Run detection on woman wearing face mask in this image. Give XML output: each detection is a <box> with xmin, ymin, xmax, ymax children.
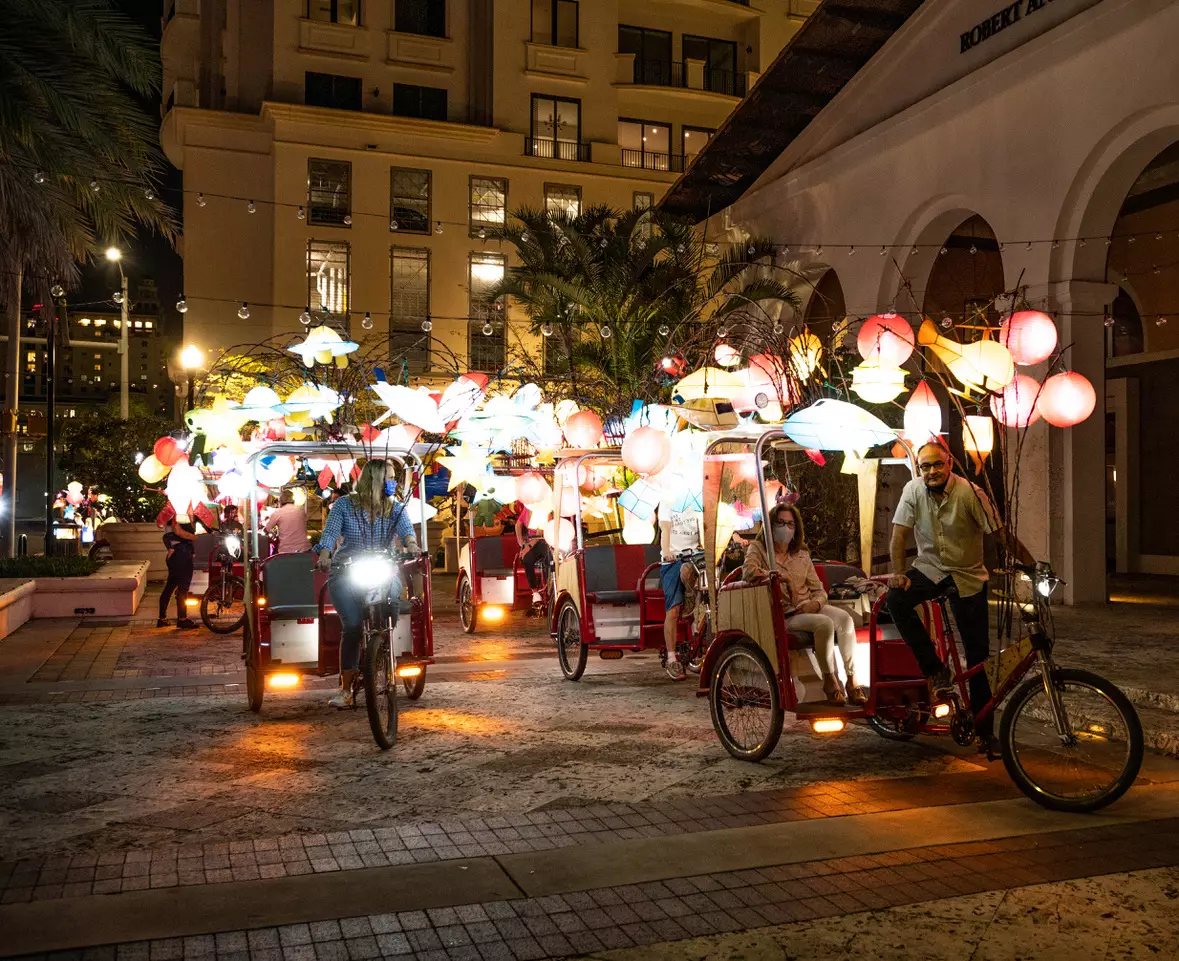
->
<box><xmin>743</xmin><ymin>503</ymin><xmax>867</xmax><ymax>707</ymax></box>
<box><xmin>314</xmin><ymin>459</ymin><xmax>419</xmax><ymax>709</ymax></box>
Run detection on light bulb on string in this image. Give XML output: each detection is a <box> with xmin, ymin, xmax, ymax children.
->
<box><xmin>939</xmin><ymin>246</ymin><xmax>948</xmax><ymax>256</ymax></box>
<box><xmin>911</xmin><ymin>246</ymin><xmax>919</xmax><ymax>255</ymax></box>
<box><xmin>390</xmin><ymin>219</ymin><xmax>399</xmax><ymax>230</ymax></box>
<box><xmin>482</xmin><ymin>322</ymin><xmax>493</xmax><ymax>336</ymax></box>
<box><xmin>297</xmin><ymin>206</ymin><xmax>305</xmax><ymax>220</ymax></box>
<box><xmin>90</xmin><ymin>180</ymin><xmax>100</xmax><ymax>192</ymax></box>
<box><xmin>746</xmin><ymin>243</ymin><xmax>755</xmax><ymax>255</ymax></box>
<box><xmin>1025</xmin><ymin>241</ymin><xmax>1032</xmax><ymax>250</ymax></box>
<box><xmin>782</xmin><ymin>245</ymin><xmax>790</xmax><ymax>255</ymax></box>
<box><xmin>421</xmin><ymin>318</ymin><xmax>433</xmax><ymax>332</ymax></box>
<box><xmin>1051</xmin><ymin>240</ymin><xmax>1060</xmax><ymax>249</ymax></box>
<box><xmin>969</xmin><ymin>244</ymin><xmax>978</xmax><ymax>255</ymax></box>
<box><xmin>773</xmin><ymin>322</ymin><xmax>783</xmax><ymax>335</ymax></box>
<box><xmin>521</xmin><ymin>231</ymin><xmax>530</xmax><ymax>242</ymax></box>
<box><xmin>33</xmin><ymin>171</ymin><xmax>45</xmax><ymax>185</ymax></box>
<box><xmin>1103</xmin><ymin>309</ymin><xmax>1114</xmax><ymax>328</ymax></box>
<box><xmin>145</xmin><ymin>188</ymin><xmax>154</xmax><ymax>201</ymax></box>
<box><xmin>1158</xmin><ymin>317</ymin><xmax>1169</xmax><ymax>327</ymax></box>
<box><xmin>197</xmin><ymin>193</ymin><xmax>206</xmax><ymax>207</ymax></box>
<box><xmin>848</xmin><ymin>245</ymin><xmax>856</xmax><ymax>256</ymax></box>
<box><xmin>176</xmin><ymin>296</ymin><xmax>188</xmax><ymax>314</ymax></box>
<box><xmin>247</xmin><ymin>200</ymin><xmax>256</xmax><ymax>214</ymax></box>
<box><xmin>600</xmin><ymin>237</ymin><xmax>608</xmax><ymax>249</ymax></box>
<box><xmin>541</xmin><ymin>323</ymin><xmax>554</xmax><ymax>337</ymax></box>
<box><xmin>50</xmin><ymin>284</ymin><xmax>64</xmax><ymax>299</ymax></box>
<box><xmin>238</xmin><ymin>302</ymin><xmax>250</xmax><ymax>320</ymax></box>
<box><xmin>1156</xmin><ymin>232</ymin><xmax>1163</xmax><ymax>241</ymax></box>
<box><xmin>1128</xmin><ymin>235</ymin><xmax>1136</xmax><ymax>244</ymax></box>
<box><xmin>1079</xmin><ymin>238</ymin><xmax>1086</xmax><ymax>247</ymax></box>
<box><xmin>1105</xmin><ymin>237</ymin><xmax>1112</xmax><ymax>246</ymax></box>
<box><xmin>343</xmin><ymin>215</ymin><xmax>352</xmax><ymax>226</ymax></box>
<box><xmin>940</xmin><ymin>316</ymin><xmax>953</xmax><ymax>330</ymax></box>
<box><xmin>113</xmin><ymin>291</ymin><xmax>124</xmax><ymax>305</ymax></box>
<box><xmin>362</xmin><ymin>311</ymin><xmax>373</xmax><ymax>330</ymax></box>
<box><xmin>434</xmin><ymin>222</ymin><xmax>443</xmax><ymax>235</ymax></box>
<box><xmin>879</xmin><ymin>246</ymin><xmax>887</xmax><ymax>256</ymax></box>
<box><xmin>299</xmin><ymin>306</ymin><xmax>311</xmax><ymax>326</ymax></box>
<box><xmin>600</xmin><ymin>325</ymin><xmax>612</xmax><ymax>339</ymax></box>
<box><xmin>816</xmin><ymin>246</ymin><xmax>824</xmax><ymax>257</ymax></box>
<box><xmin>716</xmin><ymin>326</ymin><xmax>728</xmax><ymax>339</ymax></box>
<box><xmin>658</xmin><ymin>324</ymin><xmax>670</xmax><ymax>337</ymax></box>
<box><xmin>478</xmin><ymin>227</ymin><xmax>486</xmax><ymax>240</ymax></box>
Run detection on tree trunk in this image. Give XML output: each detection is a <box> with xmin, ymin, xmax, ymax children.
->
<box><xmin>1</xmin><ymin>266</ymin><xmax>20</xmax><ymax>558</ymax></box>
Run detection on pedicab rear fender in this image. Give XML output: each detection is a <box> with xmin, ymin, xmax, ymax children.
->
<box><xmin>695</xmin><ymin>629</ymin><xmax>754</xmax><ymax>696</ymax></box>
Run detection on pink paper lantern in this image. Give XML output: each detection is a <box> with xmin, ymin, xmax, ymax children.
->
<box><xmin>517</xmin><ymin>471</ymin><xmax>548</xmax><ymax>505</ymax></box>
<box><xmin>622</xmin><ymin>427</ymin><xmax>671</xmax><ymax>476</ymax></box>
<box><xmin>564</xmin><ymin>410</ymin><xmax>603</xmax><ymax>449</ymax></box>
<box><xmin>857</xmin><ymin>313</ymin><xmax>915</xmax><ymax>366</ymax></box>
<box><xmin>989</xmin><ymin>374</ymin><xmax>1042</xmax><ymax>428</ymax></box>
<box><xmin>1000</xmin><ymin>311</ymin><xmax>1058</xmax><ymax>366</ymax></box>
<box><xmin>1037</xmin><ymin>371</ymin><xmax>1096</xmax><ymax>427</ymax></box>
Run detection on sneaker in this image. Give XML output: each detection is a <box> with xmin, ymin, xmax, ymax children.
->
<box><xmin>328</xmin><ymin>688</ymin><xmax>354</xmax><ymax>709</ymax></box>
<box><xmin>927</xmin><ymin>666</ymin><xmax>954</xmax><ymax>699</ymax></box>
<box><xmin>176</xmin><ymin>618</ymin><xmax>199</xmax><ymax>630</ymax></box>
<box><xmin>977</xmin><ymin>735</ymin><xmax>1001</xmax><ymax>761</ymax></box>
<box><xmin>156</xmin><ymin>618</ymin><xmax>168</xmax><ymax>628</ymax></box>
<box><xmin>665</xmin><ymin>658</ymin><xmax>687</xmax><ymax>682</ymax></box>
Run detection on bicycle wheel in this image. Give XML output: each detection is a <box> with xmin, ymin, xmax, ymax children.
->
<box><xmin>363</xmin><ymin>624</ymin><xmax>398</xmax><ymax>750</ymax></box>
<box><xmin>402</xmin><ymin>666</ymin><xmax>426</xmax><ymax>700</ymax></box>
<box><xmin>999</xmin><ymin>668</ymin><xmax>1143</xmax><ymax>812</ymax></box>
<box><xmin>709</xmin><ymin>641</ymin><xmax>783</xmax><ymax>762</ymax></box>
<box><xmin>201</xmin><ymin>576</ymin><xmax>246</xmax><ymax>634</ymax></box>
<box><xmin>556</xmin><ymin>601</ymin><xmax>588</xmax><ymax>681</ymax></box>
<box><xmin>244</xmin><ymin>621</ymin><xmax>263</xmax><ymax>713</ymax></box>
<box><xmin>868</xmin><ymin>713</ymin><xmax>920</xmax><ymax>742</ymax></box>
<box><xmin>458</xmin><ymin>577</ymin><xmax>477</xmax><ymax>634</ymax></box>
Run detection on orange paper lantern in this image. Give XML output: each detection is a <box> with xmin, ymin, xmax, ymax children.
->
<box><xmin>621</xmin><ymin>427</ymin><xmax>671</xmax><ymax>476</ymax></box>
<box><xmin>153</xmin><ymin>436</ymin><xmax>186</xmax><ymax>467</ymax></box>
<box><xmin>1000</xmin><ymin>310</ymin><xmax>1058</xmax><ymax>366</ymax></box>
<box><xmin>1037</xmin><ymin>371</ymin><xmax>1096</xmax><ymax>427</ymax></box>
<box><xmin>564</xmin><ymin>410</ymin><xmax>603</xmax><ymax>449</ymax></box>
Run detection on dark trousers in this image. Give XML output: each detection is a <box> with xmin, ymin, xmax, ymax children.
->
<box><xmin>886</xmin><ymin>570</ymin><xmax>994</xmax><ymax>737</ymax></box>
<box><xmin>159</xmin><ymin>551</ymin><xmax>194</xmax><ymax>620</ymax></box>
<box><xmin>521</xmin><ymin>540</ymin><xmax>552</xmax><ymax>591</ymax></box>
<box><xmin>329</xmin><ymin>576</ymin><xmax>398</xmax><ymax>673</ymax></box>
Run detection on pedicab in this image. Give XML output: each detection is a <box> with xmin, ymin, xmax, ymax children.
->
<box><xmin>241</xmin><ymin>441</ymin><xmax>434</xmax><ymax>750</ymax></box>
<box><xmin>455</xmin><ymin>468</ymin><xmax>554</xmax><ymax>633</ymax></box>
<box><xmin>697</xmin><ymin>428</ymin><xmax>1144</xmax><ymax>812</ymax></box>
<box><xmin>549</xmin><ymin>449</ymin><xmax>712</xmax><ymax>680</ymax></box>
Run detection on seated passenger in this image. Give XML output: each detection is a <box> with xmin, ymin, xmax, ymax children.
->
<box><xmin>743</xmin><ymin>503</ymin><xmax>867</xmax><ymax>707</ymax></box>
<box><xmin>514</xmin><ymin>501</ymin><xmax>551</xmax><ymax>611</ymax></box>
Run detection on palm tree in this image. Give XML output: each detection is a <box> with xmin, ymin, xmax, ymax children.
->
<box><xmin>489</xmin><ymin>204</ymin><xmax>799</xmax><ymax>417</ymax></box>
<box><xmin>0</xmin><ymin>0</ymin><xmax>177</xmax><ymax>552</ymax></box>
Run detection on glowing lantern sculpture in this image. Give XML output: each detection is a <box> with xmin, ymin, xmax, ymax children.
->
<box><xmin>918</xmin><ymin>319</ymin><xmax>1016</xmax><ymax>392</ymax></box>
<box><xmin>288</xmin><ymin>325</ymin><xmax>359</xmax><ymax>369</ymax></box>
<box><xmin>542</xmin><ymin>516</ymin><xmax>575</xmax><ymax>553</ymax></box>
<box><xmin>165</xmin><ymin>461</ymin><xmax>206</xmax><ymax>516</ymax></box>
<box><xmin>622</xmin><ymin>426</ymin><xmax>671</xmax><ymax>476</ymax></box>
<box><xmin>1000</xmin><ymin>310</ymin><xmax>1058</xmax><ymax>366</ymax></box>
<box><xmin>989</xmin><ymin>374</ymin><xmax>1042</xmax><ymax>428</ymax></box>
<box><xmin>673</xmin><ymin>367</ymin><xmax>744</xmax><ymax>401</ymax></box>
<box><xmin>850</xmin><ymin>358</ymin><xmax>907</xmax><ymax>403</ymax></box>
<box><xmin>962</xmin><ymin>415</ymin><xmax>995</xmax><ymax>472</ymax></box>
<box><xmin>783</xmin><ymin>399</ymin><xmax>896</xmax><ymax>452</ymax></box>
<box><xmin>714</xmin><ymin>343</ymin><xmax>741</xmax><ymax>368</ymax></box>
<box><xmin>857</xmin><ymin>313</ymin><xmax>915</xmax><ymax>366</ymax></box>
<box><xmin>788</xmin><ymin>331</ymin><xmax>823</xmax><ymax>380</ymax></box>
<box><xmin>138</xmin><ymin>454</ymin><xmax>169</xmax><ymax>485</ymax></box>
<box><xmin>1037</xmin><ymin>371</ymin><xmax>1096</xmax><ymax>427</ymax></box>
<box><xmin>622</xmin><ymin>512</ymin><xmax>656</xmax><ymax>545</ymax></box>
<box><xmin>564</xmin><ymin>410</ymin><xmax>603</xmax><ymax>448</ymax></box>
<box><xmin>153</xmin><ymin>436</ymin><xmax>186</xmax><ymax>467</ymax></box>
<box><xmin>516</xmin><ymin>471</ymin><xmax>549</xmax><ymax>506</ymax></box>
<box><xmin>903</xmin><ymin>381</ymin><xmax>942</xmax><ymax>443</ymax></box>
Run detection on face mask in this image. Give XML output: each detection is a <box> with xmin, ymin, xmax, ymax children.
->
<box><xmin>772</xmin><ymin>524</ymin><xmax>793</xmax><ymax>545</ymax></box>
<box><xmin>383</xmin><ymin>479</ymin><xmax>396</xmax><ymax>498</ymax></box>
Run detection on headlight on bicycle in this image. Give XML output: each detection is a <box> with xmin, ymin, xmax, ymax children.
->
<box><xmin>349</xmin><ymin>554</ymin><xmax>396</xmax><ymax>590</ymax></box>
<box><xmin>224</xmin><ymin>535</ymin><xmax>241</xmax><ymax>558</ymax></box>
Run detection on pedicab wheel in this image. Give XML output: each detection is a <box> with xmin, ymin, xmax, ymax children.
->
<box><xmin>867</xmin><ymin>709</ymin><xmax>925</xmax><ymax>742</ymax></box>
<box><xmin>458</xmin><ymin>577</ymin><xmax>477</xmax><ymax>634</ymax></box>
<box><xmin>556</xmin><ymin>600</ymin><xmax>588</xmax><ymax>681</ymax></box>
<box><xmin>709</xmin><ymin>641</ymin><xmax>782</xmax><ymax>762</ymax></box>
<box><xmin>201</xmin><ymin>576</ymin><xmax>246</xmax><ymax>634</ymax></box>
<box><xmin>402</xmin><ymin>666</ymin><xmax>426</xmax><ymax>700</ymax></box>
<box><xmin>999</xmin><ymin>668</ymin><xmax>1143</xmax><ymax>812</ymax></box>
<box><xmin>363</xmin><ymin>629</ymin><xmax>398</xmax><ymax>750</ymax></box>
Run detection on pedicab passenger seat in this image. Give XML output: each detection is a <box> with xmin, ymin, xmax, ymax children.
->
<box><xmin>718</xmin><ymin>571</ymin><xmax>816</xmax><ymax>650</ymax></box>
<box><xmin>584</xmin><ymin>544</ymin><xmax>661</xmax><ymax>605</ymax></box>
<box><xmin>474</xmin><ymin>536</ymin><xmax>517</xmax><ymax>578</ymax></box>
<box><xmin>262</xmin><ymin>551</ymin><xmax>319</xmax><ymax>619</ymax></box>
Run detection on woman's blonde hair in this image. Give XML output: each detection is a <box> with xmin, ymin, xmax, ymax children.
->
<box><xmin>349</xmin><ymin>459</ymin><xmax>394</xmax><ymax>520</ymax></box>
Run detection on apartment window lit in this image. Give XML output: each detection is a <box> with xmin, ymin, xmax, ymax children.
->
<box><xmin>531</xmin><ymin>0</ymin><xmax>577</xmax><ymax>47</ymax></box>
<box><xmin>396</xmin><ymin>0</ymin><xmax>445</xmax><ymax>37</ymax></box>
<box><xmin>305</xmin><ymin>72</ymin><xmax>362</xmax><ymax>110</ymax></box>
<box><xmin>308</xmin><ymin>0</ymin><xmax>358</xmax><ymax>24</ymax></box>
<box><xmin>308</xmin><ymin>159</ymin><xmax>352</xmax><ymax>226</ymax></box>
<box><xmin>390</xmin><ymin>168</ymin><xmax>431</xmax><ymax>233</ymax></box>
<box><xmin>393</xmin><ymin>83</ymin><xmax>447</xmax><ymax>121</ymax></box>
<box><xmin>619</xmin><ymin>119</ymin><xmax>671</xmax><ymax>170</ymax></box>
<box><xmin>145</xmin><ymin>321</ymin><xmax>153</xmax><ymax>329</ymax></box>
<box><xmin>307</xmin><ymin>241</ymin><xmax>351</xmax><ymax>319</ymax></box>
<box><xmin>683</xmin><ymin>126</ymin><xmax>714</xmax><ymax>165</ymax></box>
<box><xmin>468</xmin><ymin>252</ymin><xmax>505</xmax><ymax>372</ymax></box>
<box><xmin>469</xmin><ymin>177</ymin><xmax>507</xmax><ymax>237</ymax></box>
<box><xmin>390</xmin><ymin>247</ymin><xmax>431</xmax><ymax>373</ymax></box>
<box><xmin>544</xmin><ymin>183</ymin><xmax>581</xmax><ymax>219</ymax></box>
<box><xmin>529</xmin><ymin>95</ymin><xmax>586</xmax><ymax>161</ymax></box>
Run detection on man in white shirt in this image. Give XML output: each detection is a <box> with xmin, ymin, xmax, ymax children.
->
<box><xmin>264</xmin><ymin>489</ymin><xmax>310</xmax><ymax>554</ymax></box>
<box><xmin>658</xmin><ymin>504</ymin><xmax>703</xmax><ymax>681</ymax></box>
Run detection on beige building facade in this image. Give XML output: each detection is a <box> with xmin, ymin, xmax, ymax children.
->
<box><xmin>160</xmin><ymin>0</ymin><xmax>815</xmax><ymax>379</ymax></box>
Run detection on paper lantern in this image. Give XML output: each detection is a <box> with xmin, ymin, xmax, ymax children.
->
<box><xmin>918</xmin><ymin>319</ymin><xmax>1016</xmax><ymax>392</ymax></box>
<box><xmin>564</xmin><ymin>410</ymin><xmax>603</xmax><ymax>449</ymax></box>
<box><xmin>1000</xmin><ymin>311</ymin><xmax>1057</xmax><ymax>366</ymax></box>
<box><xmin>153</xmin><ymin>436</ymin><xmax>186</xmax><ymax>467</ymax></box>
<box><xmin>232</xmin><ymin>386</ymin><xmax>286</xmax><ymax>420</ymax></box>
<box><xmin>165</xmin><ymin>462</ymin><xmax>206</xmax><ymax>515</ymax></box>
<box><xmin>257</xmin><ymin>455</ymin><xmax>296</xmax><ymax>489</ymax></box>
<box><xmin>438</xmin><ymin>375</ymin><xmax>486</xmax><ymax>426</ymax></box>
<box><xmin>857</xmin><ymin>313</ymin><xmax>915</xmax><ymax>366</ymax></box>
<box><xmin>962</xmin><ymin>415</ymin><xmax>995</xmax><ymax>455</ymax></box>
<box><xmin>289</xmin><ymin>325</ymin><xmax>359</xmax><ymax>368</ymax></box>
<box><xmin>542</xmin><ymin>516</ymin><xmax>575</xmax><ymax>552</ymax></box>
<box><xmin>673</xmin><ymin>367</ymin><xmax>744</xmax><ymax>401</ymax></box>
<box><xmin>622</xmin><ymin>427</ymin><xmax>671</xmax><ymax>476</ymax></box>
<box><xmin>903</xmin><ymin>381</ymin><xmax>942</xmax><ymax>442</ymax></box>
<box><xmin>555</xmin><ymin>460</ymin><xmax>590</xmax><ymax>491</ymax></box>
<box><xmin>517</xmin><ymin>471</ymin><xmax>549</xmax><ymax>506</ymax></box>
<box><xmin>218</xmin><ymin>471</ymin><xmax>250</xmax><ymax>501</ymax></box>
<box><xmin>788</xmin><ymin>332</ymin><xmax>823</xmax><ymax>379</ymax></box>
<box><xmin>138</xmin><ymin>454</ymin><xmax>169</xmax><ymax>484</ymax></box>
<box><xmin>714</xmin><ymin>343</ymin><xmax>741</xmax><ymax>368</ymax></box>
<box><xmin>1037</xmin><ymin>371</ymin><xmax>1096</xmax><ymax>427</ymax></box>
<box><xmin>989</xmin><ymin>374</ymin><xmax>1042</xmax><ymax>428</ymax></box>
<box><xmin>851</xmin><ymin>359</ymin><xmax>907</xmax><ymax>403</ymax></box>
<box><xmin>783</xmin><ymin>399</ymin><xmax>896</xmax><ymax>452</ymax></box>
<box><xmin>622</xmin><ymin>512</ymin><xmax>656</xmax><ymax>546</ymax></box>
<box><xmin>617</xmin><ymin>477</ymin><xmax>662</xmax><ymax>520</ymax></box>
<box><xmin>65</xmin><ymin>482</ymin><xmax>84</xmax><ymax>507</ymax></box>
<box><xmin>556</xmin><ymin>481</ymin><xmax>581</xmax><ymax>517</ymax></box>
<box><xmin>370</xmin><ymin>383</ymin><xmax>445</xmax><ymax>433</ymax></box>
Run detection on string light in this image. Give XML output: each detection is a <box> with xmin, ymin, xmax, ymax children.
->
<box><xmin>113</xmin><ymin>291</ymin><xmax>124</xmax><ymax>305</ymax></box>
<box><xmin>297</xmin><ymin>206</ymin><xmax>305</xmax><ymax>220</ymax></box>
<box><xmin>1051</xmin><ymin>240</ymin><xmax>1059</xmax><ymax>249</ymax></box>
<box><xmin>145</xmin><ymin>188</ymin><xmax>154</xmax><ymax>201</ymax></box>
<box><xmin>478</xmin><ymin>227</ymin><xmax>487</xmax><ymax>240</ymax></box>
<box><xmin>879</xmin><ymin>246</ymin><xmax>887</xmax><ymax>256</ymax></box>
<box><xmin>541</xmin><ymin>323</ymin><xmax>553</xmax><ymax>337</ymax></box>
<box><xmin>247</xmin><ymin>200</ymin><xmax>256</xmax><ymax>214</ymax></box>
<box><xmin>1156</xmin><ymin>232</ymin><xmax>1164</xmax><ymax>241</ymax></box>
<box><xmin>747</xmin><ymin>243</ymin><xmax>755</xmax><ymax>255</ymax></box>
<box><xmin>176</xmin><ymin>296</ymin><xmax>188</xmax><ymax>314</ymax></box>
<box><xmin>848</xmin><ymin>245</ymin><xmax>856</xmax><ymax>256</ymax></box>
<box><xmin>600</xmin><ymin>325</ymin><xmax>612</xmax><ymax>338</ymax></box>
<box><xmin>197</xmin><ymin>193</ymin><xmax>206</xmax><ymax>207</ymax></box>
<box><xmin>1128</xmin><ymin>235</ymin><xmax>1136</xmax><ymax>244</ymax></box>
<box><xmin>658</xmin><ymin>324</ymin><xmax>670</xmax><ymax>337</ymax></box>
<box><xmin>421</xmin><ymin>318</ymin><xmax>433</xmax><ymax>332</ymax></box>
<box><xmin>940</xmin><ymin>316</ymin><xmax>953</xmax><ymax>329</ymax></box>
<box><xmin>50</xmin><ymin>284</ymin><xmax>64</xmax><ymax>298</ymax></box>
<box><xmin>1158</xmin><ymin>316</ymin><xmax>1169</xmax><ymax>327</ymax></box>
<box><xmin>390</xmin><ymin>219</ymin><xmax>399</xmax><ymax>230</ymax></box>
<box><xmin>911</xmin><ymin>246</ymin><xmax>919</xmax><ymax>255</ymax></box>
<box><xmin>362</xmin><ymin>311</ymin><xmax>373</xmax><ymax>330</ymax></box>
<box><xmin>434</xmin><ymin>222</ymin><xmax>443</xmax><ymax>235</ymax></box>
<box><xmin>238</xmin><ymin>302</ymin><xmax>250</xmax><ymax>319</ymax></box>
<box><xmin>969</xmin><ymin>244</ymin><xmax>977</xmax><ymax>255</ymax></box>
<box><xmin>299</xmin><ymin>306</ymin><xmax>311</xmax><ymax>326</ymax></box>
<box><xmin>482</xmin><ymin>322</ymin><xmax>493</xmax><ymax>336</ymax></box>
<box><xmin>343</xmin><ymin>215</ymin><xmax>353</xmax><ymax>226</ymax></box>
<box><xmin>939</xmin><ymin>246</ymin><xmax>948</xmax><ymax>256</ymax></box>
<box><xmin>33</xmin><ymin>171</ymin><xmax>45</xmax><ymax>185</ymax></box>
<box><xmin>1025</xmin><ymin>241</ymin><xmax>1032</xmax><ymax>250</ymax></box>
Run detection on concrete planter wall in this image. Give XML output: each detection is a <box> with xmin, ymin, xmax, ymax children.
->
<box><xmin>100</xmin><ymin>522</ymin><xmax>168</xmax><ymax>581</ymax></box>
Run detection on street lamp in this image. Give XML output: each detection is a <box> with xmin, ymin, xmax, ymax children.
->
<box><xmin>105</xmin><ymin>246</ymin><xmax>129</xmax><ymax>419</ymax></box>
<box><xmin>181</xmin><ymin>344</ymin><xmax>203</xmax><ymax>412</ymax></box>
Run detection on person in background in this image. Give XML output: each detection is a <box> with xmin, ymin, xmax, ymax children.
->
<box><xmin>220</xmin><ymin>503</ymin><xmax>243</xmax><ymax>537</ymax></box>
<box><xmin>744</xmin><ymin>503</ymin><xmax>865</xmax><ymax>706</ymax></box>
<box><xmin>264</xmin><ymin>489</ymin><xmax>310</xmax><ymax>554</ymax></box>
<box><xmin>658</xmin><ymin>503</ymin><xmax>702</xmax><ymax>682</ymax></box>
<box><xmin>514</xmin><ymin>500</ymin><xmax>551</xmax><ymax>611</ymax></box>
<box><xmin>158</xmin><ymin>514</ymin><xmax>199</xmax><ymax>630</ymax></box>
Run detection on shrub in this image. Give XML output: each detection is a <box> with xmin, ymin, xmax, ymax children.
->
<box><xmin>0</xmin><ymin>555</ymin><xmax>102</xmax><ymax>579</ymax></box>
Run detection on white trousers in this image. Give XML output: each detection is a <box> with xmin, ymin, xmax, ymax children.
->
<box><xmin>786</xmin><ymin>605</ymin><xmax>858</xmax><ymax>680</ymax></box>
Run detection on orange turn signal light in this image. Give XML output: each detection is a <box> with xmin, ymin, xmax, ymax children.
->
<box><xmin>396</xmin><ymin>665</ymin><xmax>423</xmax><ymax>678</ymax></box>
<box><xmin>481</xmin><ymin>605</ymin><xmax>505</xmax><ymax>622</ymax></box>
<box><xmin>256</xmin><ymin>596</ymin><xmax>267</xmax><ymax>607</ymax></box>
<box><xmin>933</xmin><ymin>703</ymin><xmax>952</xmax><ymax>719</ymax></box>
<box><xmin>267</xmin><ymin>672</ymin><xmax>299</xmax><ymax>689</ymax></box>
<box><xmin>811</xmin><ymin>718</ymin><xmax>846</xmax><ymax>735</ymax></box>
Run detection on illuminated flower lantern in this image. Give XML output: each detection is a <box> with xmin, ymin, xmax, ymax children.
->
<box><xmin>1000</xmin><ymin>310</ymin><xmax>1057</xmax><ymax>366</ymax></box>
<box><xmin>1037</xmin><ymin>371</ymin><xmax>1096</xmax><ymax>427</ymax></box>
<box><xmin>153</xmin><ymin>435</ymin><xmax>186</xmax><ymax>467</ymax></box>
<box><xmin>284</xmin><ymin>384</ymin><xmax>343</xmax><ymax>426</ymax></box>
<box><xmin>989</xmin><ymin>374</ymin><xmax>1042</xmax><ymax>428</ymax></box>
<box><xmin>564</xmin><ymin>410</ymin><xmax>603</xmax><ymax>448</ymax></box>
<box><xmin>166</xmin><ymin>461</ymin><xmax>206</xmax><ymax>516</ymax></box>
<box><xmin>788</xmin><ymin>331</ymin><xmax>823</xmax><ymax>380</ymax></box>
<box><xmin>622</xmin><ymin>426</ymin><xmax>671</xmax><ymax>476</ymax></box>
<box><xmin>438</xmin><ymin>373</ymin><xmax>488</xmax><ymax>428</ymax></box>
<box><xmin>714</xmin><ymin>342</ymin><xmax>741</xmax><ymax>368</ymax></box>
<box><xmin>851</xmin><ymin>358</ymin><xmax>907</xmax><ymax>403</ymax></box>
<box><xmin>903</xmin><ymin>381</ymin><xmax>942</xmax><ymax>443</ymax></box>
<box><xmin>622</xmin><ymin>511</ymin><xmax>656</xmax><ymax>545</ymax></box>
<box><xmin>918</xmin><ymin>319</ymin><xmax>1015</xmax><ymax>393</ymax></box>
<box><xmin>138</xmin><ymin>454</ymin><xmax>169</xmax><ymax>484</ymax></box>
<box><xmin>962</xmin><ymin>415</ymin><xmax>995</xmax><ymax>472</ymax></box>
<box><xmin>783</xmin><ymin>399</ymin><xmax>896</xmax><ymax>452</ymax></box>
<box><xmin>857</xmin><ymin>313</ymin><xmax>915</xmax><ymax>366</ymax></box>
<box><xmin>516</xmin><ymin>471</ymin><xmax>550</xmax><ymax>506</ymax></box>
<box><xmin>288</xmin><ymin>324</ymin><xmax>359</xmax><ymax>369</ymax></box>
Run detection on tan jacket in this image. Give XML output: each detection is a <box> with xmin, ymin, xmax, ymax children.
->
<box><xmin>743</xmin><ymin>540</ymin><xmax>827</xmax><ymax>612</ymax></box>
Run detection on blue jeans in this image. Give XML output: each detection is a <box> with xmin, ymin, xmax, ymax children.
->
<box><xmin>660</xmin><ymin>561</ymin><xmax>686</xmax><ymax>609</ymax></box>
<box><xmin>329</xmin><ymin>576</ymin><xmax>398</xmax><ymax>672</ymax></box>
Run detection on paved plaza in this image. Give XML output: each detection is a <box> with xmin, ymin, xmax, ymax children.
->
<box><xmin>1</xmin><ymin>577</ymin><xmax>1178</xmax><ymax>960</ymax></box>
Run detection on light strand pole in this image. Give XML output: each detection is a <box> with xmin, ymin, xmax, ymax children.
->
<box><xmin>1</xmin><ymin>266</ymin><xmax>21</xmax><ymax>558</ymax></box>
<box><xmin>106</xmin><ymin>248</ymin><xmax>129</xmax><ymax>420</ymax></box>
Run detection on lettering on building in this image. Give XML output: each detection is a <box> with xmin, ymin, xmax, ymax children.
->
<box><xmin>960</xmin><ymin>0</ymin><xmax>1066</xmax><ymax>55</ymax></box>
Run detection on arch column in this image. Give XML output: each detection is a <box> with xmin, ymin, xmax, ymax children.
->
<box><xmin>1047</xmin><ymin>279</ymin><xmax>1117</xmax><ymax>604</ymax></box>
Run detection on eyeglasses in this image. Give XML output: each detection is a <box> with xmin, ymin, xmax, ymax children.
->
<box><xmin>917</xmin><ymin>461</ymin><xmax>947</xmax><ymax>473</ymax></box>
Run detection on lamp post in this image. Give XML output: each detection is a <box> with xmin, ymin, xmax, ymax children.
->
<box><xmin>180</xmin><ymin>344</ymin><xmax>203</xmax><ymax>413</ymax></box>
<box><xmin>105</xmin><ymin>247</ymin><xmax>129</xmax><ymax>420</ymax></box>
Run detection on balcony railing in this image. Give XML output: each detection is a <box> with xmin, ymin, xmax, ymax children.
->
<box><xmin>621</xmin><ymin>148</ymin><xmax>686</xmax><ymax>173</ymax></box>
<box><xmin>630</xmin><ymin>59</ymin><xmax>746</xmax><ymax>97</ymax></box>
<box><xmin>525</xmin><ymin>137</ymin><xmax>592</xmax><ymax>163</ymax></box>
<box><xmin>703</xmin><ymin>67</ymin><xmax>746</xmax><ymax>97</ymax></box>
